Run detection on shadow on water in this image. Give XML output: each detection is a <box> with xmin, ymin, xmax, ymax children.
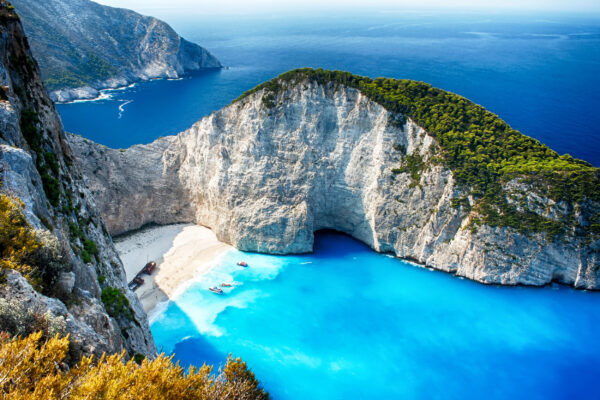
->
<box><xmin>311</xmin><ymin>229</ymin><xmax>373</xmax><ymax>259</ymax></box>
<box><xmin>172</xmin><ymin>336</ymin><xmax>228</xmax><ymax>372</ymax></box>
<box><xmin>151</xmin><ymin>301</ymin><xmax>228</xmax><ymax>370</ymax></box>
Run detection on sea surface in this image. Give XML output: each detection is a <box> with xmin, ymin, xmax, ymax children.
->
<box><xmin>151</xmin><ymin>231</ymin><xmax>600</xmax><ymax>400</ymax></box>
<box><xmin>56</xmin><ymin>12</ymin><xmax>600</xmax><ymax>165</ymax></box>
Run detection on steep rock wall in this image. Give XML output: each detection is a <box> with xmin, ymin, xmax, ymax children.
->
<box><xmin>70</xmin><ymin>80</ymin><xmax>600</xmax><ymax>290</ymax></box>
<box><xmin>0</xmin><ymin>3</ymin><xmax>156</xmax><ymax>358</ymax></box>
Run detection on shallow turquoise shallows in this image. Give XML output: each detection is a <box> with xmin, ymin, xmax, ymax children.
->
<box><xmin>150</xmin><ymin>232</ymin><xmax>600</xmax><ymax>399</ymax></box>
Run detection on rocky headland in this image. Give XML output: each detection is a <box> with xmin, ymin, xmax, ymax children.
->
<box><xmin>69</xmin><ymin>69</ymin><xmax>600</xmax><ymax>290</ymax></box>
<box><xmin>10</xmin><ymin>0</ymin><xmax>222</xmax><ymax>102</ymax></box>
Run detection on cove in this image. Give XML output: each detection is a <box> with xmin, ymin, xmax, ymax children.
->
<box><xmin>150</xmin><ymin>231</ymin><xmax>600</xmax><ymax>399</ymax></box>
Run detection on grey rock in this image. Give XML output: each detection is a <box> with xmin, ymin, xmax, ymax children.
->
<box><xmin>57</xmin><ymin>271</ymin><xmax>76</xmax><ymax>294</ymax></box>
<box><xmin>0</xmin><ymin>8</ymin><xmax>156</xmax><ymax>358</ymax></box>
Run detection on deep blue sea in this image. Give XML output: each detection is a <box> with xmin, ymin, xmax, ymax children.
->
<box><xmin>56</xmin><ymin>12</ymin><xmax>600</xmax><ymax>165</ymax></box>
<box><xmin>151</xmin><ymin>231</ymin><xmax>600</xmax><ymax>400</ymax></box>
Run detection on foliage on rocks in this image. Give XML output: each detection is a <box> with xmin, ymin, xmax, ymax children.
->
<box><xmin>0</xmin><ymin>194</ymin><xmax>66</xmax><ymax>292</ymax></box>
<box><xmin>0</xmin><ymin>331</ymin><xmax>269</xmax><ymax>400</ymax></box>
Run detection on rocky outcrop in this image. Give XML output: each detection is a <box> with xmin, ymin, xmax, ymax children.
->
<box><xmin>0</xmin><ymin>1</ymin><xmax>155</xmax><ymax>358</ymax></box>
<box><xmin>11</xmin><ymin>0</ymin><xmax>222</xmax><ymax>102</ymax></box>
<box><xmin>69</xmin><ymin>77</ymin><xmax>600</xmax><ymax>290</ymax></box>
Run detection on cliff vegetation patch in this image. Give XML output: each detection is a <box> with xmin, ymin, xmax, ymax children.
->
<box><xmin>0</xmin><ymin>194</ymin><xmax>69</xmax><ymax>291</ymax></box>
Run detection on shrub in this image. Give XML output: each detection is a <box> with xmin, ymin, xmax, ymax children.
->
<box><xmin>0</xmin><ymin>298</ymin><xmax>66</xmax><ymax>340</ymax></box>
<box><xmin>0</xmin><ymin>195</ymin><xmax>43</xmax><ymax>289</ymax></box>
<box><xmin>101</xmin><ymin>286</ymin><xmax>133</xmax><ymax>321</ymax></box>
<box><xmin>0</xmin><ymin>332</ymin><xmax>269</xmax><ymax>399</ymax></box>
<box><xmin>83</xmin><ymin>239</ymin><xmax>98</xmax><ymax>256</ymax></box>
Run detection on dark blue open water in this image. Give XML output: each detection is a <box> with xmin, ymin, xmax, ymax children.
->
<box><xmin>57</xmin><ymin>12</ymin><xmax>600</xmax><ymax>165</ymax></box>
<box><xmin>151</xmin><ymin>232</ymin><xmax>600</xmax><ymax>400</ymax></box>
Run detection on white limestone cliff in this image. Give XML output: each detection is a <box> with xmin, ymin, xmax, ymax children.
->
<box><xmin>69</xmin><ymin>79</ymin><xmax>600</xmax><ymax>290</ymax></box>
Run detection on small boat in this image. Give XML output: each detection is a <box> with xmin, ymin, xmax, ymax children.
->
<box><xmin>237</xmin><ymin>261</ymin><xmax>248</xmax><ymax>267</ymax></box>
<box><xmin>220</xmin><ymin>283</ymin><xmax>233</xmax><ymax>287</ymax></box>
<box><xmin>209</xmin><ymin>287</ymin><xmax>224</xmax><ymax>294</ymax></box>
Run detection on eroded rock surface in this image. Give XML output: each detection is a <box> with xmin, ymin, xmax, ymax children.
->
<box><xmin>0</xmin><ymin>4</ymin><xmax>155</xmax><ymax>358</ymax></box>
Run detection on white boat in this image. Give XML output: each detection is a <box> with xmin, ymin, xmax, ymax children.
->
<box><xmin>209</xmin><ymin>286</ymin><xmax>224</xmax><ymax>294</ymax></box>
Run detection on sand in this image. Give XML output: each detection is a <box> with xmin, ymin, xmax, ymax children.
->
<box><xmin>114</xmin><ymin>224</ymin><xmax>232</xmax><ymax>314</ymax></box>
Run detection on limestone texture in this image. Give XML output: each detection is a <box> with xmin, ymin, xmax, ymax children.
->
<box><xmin>69</xmin><ymin>79</ymin><xmax>600</xmax><ymax>290</ymax></box>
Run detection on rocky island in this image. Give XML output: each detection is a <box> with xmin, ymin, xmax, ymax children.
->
<box><xmin>10</xmin><ymin>0</ymin><xmax>222</xmax><ymax>102</ymax></box>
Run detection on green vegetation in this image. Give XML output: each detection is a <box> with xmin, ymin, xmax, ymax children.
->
<box><xmin>101</xmin><ymin>286</ymin><xmax>133</xmax><ymax>321</ymax></box>
<box><xmin>0</xmin><ymin>332</ymin><xmax>269</xmax><ymax>399</ymax></box>
<box><xmin>236</xmin><ymin>68</ymin><xmax>600</xmax><ymax>239</ymax></box>
<box><xmin>19</xmin><ymin>110</ymin><xmax>61</xmax><ymax>206</ymax></box>
<box><xmin>44</xmin><ymin>53</ymin><xmax>117</xmax><ymax>91</ymax></box>
<box><xmin>392</xmin><ymin>153</ymin><xmax>426</xmax><ymax>187</ymax></box>
<box><xmin>0</xmin><ymin>195</ymin><xmax>66</xmax><ymax>293</ymax></box>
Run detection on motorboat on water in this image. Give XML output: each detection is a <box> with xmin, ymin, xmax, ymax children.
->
<box><xmin>209</xmin><ymin>286</ymin><xmax>224</xmax><ymax>294</ymax></box>
<box><xmin>237</xmin><ymin>261</ymin><xmax>248</xmax><ymax>267</ymax></box>
<box><xmin>220</xmin><ymin>283</ymin><xmax>233</xmax><ymax>287</ymax></box>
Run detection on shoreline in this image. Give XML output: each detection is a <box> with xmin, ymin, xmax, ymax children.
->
<box><xmin>53</xmin><ymin>67</ymin><xmax>224</xmax><ymax>104</ymax></box>
<box><xmin>114</xmin><ymin>223</ymin><xmax>232</xmax><ymax>314</ymax></box>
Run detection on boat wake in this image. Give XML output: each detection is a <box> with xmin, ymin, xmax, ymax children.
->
<box><xmin>118</xmin><ymin>100</ymin><xmax>133</xmax><ymax>119</ymax></box>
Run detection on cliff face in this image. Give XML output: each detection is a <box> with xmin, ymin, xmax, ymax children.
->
<box><xmin>0</xmin><ymin>2</ymin><xmax>155</xmax><ymax>358</ymax></box>
<box><xmin>10</xmin><ymin>0</ymin><xmax>222</xmax><ymax>102</ymax></box>
<box><xmin>69</xmin><ymin>78</ymin><xmax>600</xmax><ymax>290</ymax></box>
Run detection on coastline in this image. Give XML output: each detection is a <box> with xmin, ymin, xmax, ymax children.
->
<box><xmin>114</xmin><ymin>223</ymin><xmax>232</xmax><ymax>314</ymax></box>
<box><xmin>52</xmin><ymin>67</ymin><xmax>224</xmax><ymax>104</ymax></box>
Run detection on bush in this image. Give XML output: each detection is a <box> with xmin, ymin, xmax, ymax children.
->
<box><xmin>0</xmin><ymin>195</ymin><xmax>43</xmax><ymax>289</ymax></box>
<box><xmin>83</xmin><ymin>239</ymin><xmax>98</xmax><ymax>256</ymax></box>
<box><xmin>0</xmin><ymin>194</ymin><xmax>68</xmax><ymax>292</ymax></box>
<box><xmin>101</xmin><ymin>286</ymin><xmax>133</xmax><ymax>321</ymax></box>
<box><xmin>0</xmin><ymin>332</ymin><xmax>269</xmax><ymax>399</ymax></box>
<box><xmin>0</xmin><ymin>298</ymin><xmax>66</xmax><ymax>340</ymax></box>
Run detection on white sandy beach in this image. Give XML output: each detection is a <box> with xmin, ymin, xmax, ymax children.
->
<box><xmin>114</xmin><ymin>224</ymin><xmax>232</xmax><ymax>313</ymax></box>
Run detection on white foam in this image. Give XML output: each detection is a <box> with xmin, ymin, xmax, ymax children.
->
<box><xmin>118</xmin><ymin>100</ymin><xmax>133</xmax><ymax>119</ymax></box>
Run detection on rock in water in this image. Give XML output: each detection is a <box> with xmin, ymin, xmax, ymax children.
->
<box><xmin>70</xmin><ymin>69</ymin><xmax>600</xmax><ymax>290</ymax></box>
<box><xmin>11</xmin><ymin>0</ymin><xmax>222</xmax><ymax>102</ymax></box>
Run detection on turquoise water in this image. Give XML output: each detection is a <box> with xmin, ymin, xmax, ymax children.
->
<box><xmin>151</xmin><ymin>232</ymin><xmax>600</xmax><ymax>399</ymax></box>
<box><xmin>56</xmin><ymin>13</ymin><xmax>600</xmax><ymax>165</ymax></box>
